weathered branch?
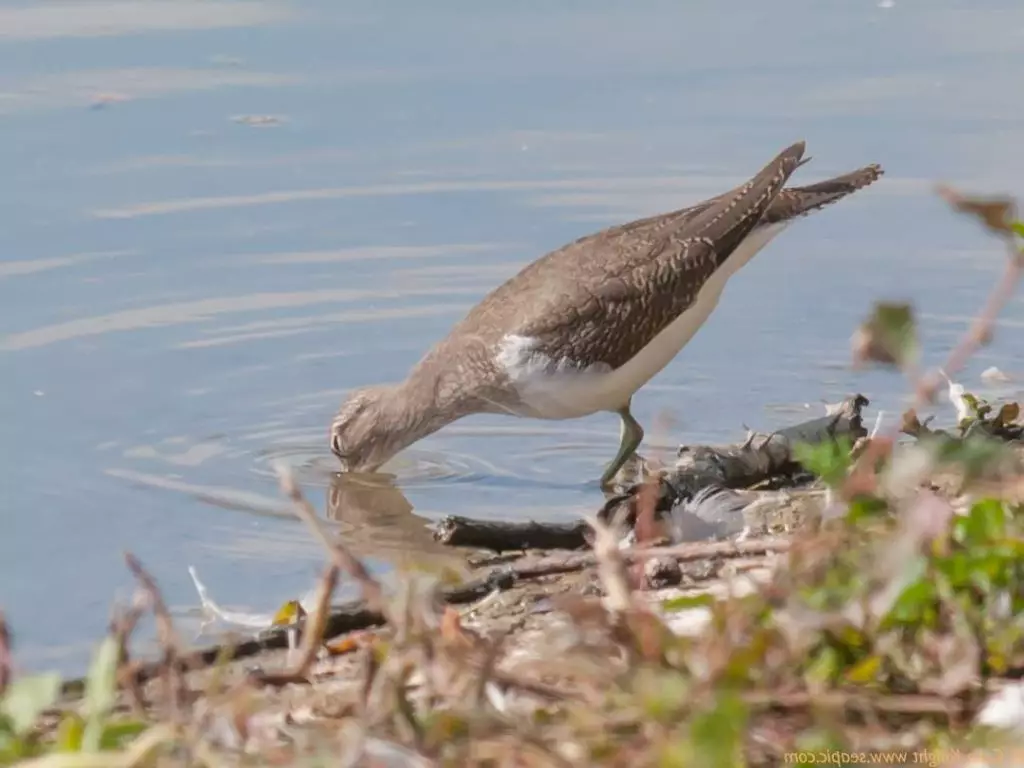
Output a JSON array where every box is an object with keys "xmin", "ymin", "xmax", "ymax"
[
  {"xmin": 429, "ymin": 395, "xmax": 869, "ymax": 553},
  {"xmin": 666, "ymin": 393, "xmax": 868, "ymax": 496},
  {"xmin": 599, "ymin": 393, "xmax": 869, "ymax": 527},
  {"xmin": 433, "ymin": 516, "xmax": 590, "ymax": 552}
]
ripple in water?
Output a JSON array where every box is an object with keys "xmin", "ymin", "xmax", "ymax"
[{"xmin": 248, "ymin": 428, "xmax": 518, "ymax": 491}]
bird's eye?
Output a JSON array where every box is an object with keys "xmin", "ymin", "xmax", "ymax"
[{"xmin": 330, "ymin": 430, "xmax": 347, "ymax": 460}]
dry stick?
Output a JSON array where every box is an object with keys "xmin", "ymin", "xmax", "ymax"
[
  {"xmin": 915, "ymin": 254, "xmax": 1022, "ymax": 412},
  {"xmin": 123, "ymin": 552, "xmax": 188, "ymax": 720},
  {"xmin": 249, "ymin": 564, "xmax": 339, "ymax": 688},
  {"xmin": 434, "ymin": 517, "xmax": 591, "ymax": 552},
  {"xmin": 109, "ymin": 593, "xmax": 148, "ymax": 715},
  {"xmin": 744, "ymin": 689, "xmax": 964, "ymax": 719},
  {"xmin": 0, "ymin": 611, "xmax": 10, "ymax": 695},
  {"xmin": 461, "ymin": 537, "xmax": 792, "ymax": 588},
  {"xmin": 585, "ymin": 515, "xmax": 636, "ymax": 613},
  {"xmin": 930, "ymin": 187, "xmax": 1022, "ymax": 393}
]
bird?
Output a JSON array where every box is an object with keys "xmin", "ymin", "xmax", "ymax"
[{"xmin": 329, "ymin": 141, "xmax": 883, "ymax": 488}]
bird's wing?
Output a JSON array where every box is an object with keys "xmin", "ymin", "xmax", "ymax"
[{"xmin": 510, "ymin": 141, "xmax": 808, "ymax": 371}]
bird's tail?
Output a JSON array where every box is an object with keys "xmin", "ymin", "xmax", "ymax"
[
  {"xmin": 685, "ymin": 140, "xmax": 809, "ymax": 260},
  {"xmin": 761, "ymin": 162, "xmax": 884, "ymax": 225}
]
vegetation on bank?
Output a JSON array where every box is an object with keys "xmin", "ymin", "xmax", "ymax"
[{"xmin": 2, "ymin": 191, "xmax": 1024, "ymax": 767}]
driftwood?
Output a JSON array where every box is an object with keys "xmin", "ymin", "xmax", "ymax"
[
  {"xmin": 429, "ymin": 395, "xmax": 869, "ymax": 552},
  {"xmin": 598, "ymin": 394, "xmax": 869, "ymax": 528},
  {"xmin": 662, "ymin": 393, "xmax": 868, "ymax": 496},
  {"xmin": 433, "ymin": 516, "xmax": 591, "ymax": 552}
]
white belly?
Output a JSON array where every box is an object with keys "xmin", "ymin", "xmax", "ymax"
[{"xmin": 496, "ymin": 223, "xmax": 789, "ymax": 420}]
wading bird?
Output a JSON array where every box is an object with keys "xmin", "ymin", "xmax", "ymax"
[{"xmin": 329, "ymin": 141, "xmax": 883, "ymax": 488}]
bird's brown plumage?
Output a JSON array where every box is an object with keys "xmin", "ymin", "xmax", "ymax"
[
  {"xmin": 329, "ymin": 141, "xmax": 884, "ymax": 475},
  {"xmin": 402, "ymin": 142, "xmax": 881, "ymax": 408}
]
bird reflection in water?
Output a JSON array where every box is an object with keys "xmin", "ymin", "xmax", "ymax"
[{"xmin": 324, "ymin": 470, "xmax": 466, "ymax": 574}]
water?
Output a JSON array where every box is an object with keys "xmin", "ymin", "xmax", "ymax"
[{"xmin": 2, "ymin": 0, "xmax": 1024, "ymax": 674}]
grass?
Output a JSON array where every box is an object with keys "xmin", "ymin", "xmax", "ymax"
[{"xmin": 2, "ymin": 189, "xmax": 1024, "ymax": 767}]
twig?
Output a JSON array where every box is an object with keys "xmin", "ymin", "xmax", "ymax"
[
  {"xmin": 109, "ymin": 593, "xmax": 148, "ymax": 715},
  {"xmin": 249, "ymin": 564, "xmax": 339, "ymax": 687},
  {"xmin": 745, "ymin": 689, "xmax": 967, "ymax": 719},
  {"xmin": 123, "ymin": 552, "xmax": 187, "ymax": 720},
  {"xmin": 585, "ymin": 515, "xmax": 635, "ymax": 612},
  {"xmin": 456, "ymin": 538, "xmax": 792, "ymax": 589},
  {"xmin": 0, "ymin": 611, "xmax": 10, "ymax": 695},
  {"xmin": 916, "ymin": 255, "xmax": 1022, "ymax": 409},
  {"xmin": 275, "ymin": 464, "xmax": 385, "ymax": 613}
]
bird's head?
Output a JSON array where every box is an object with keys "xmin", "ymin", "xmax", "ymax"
[{"xmin": 329, "ymin": 384, "xmax": 410, "ymax": 474}]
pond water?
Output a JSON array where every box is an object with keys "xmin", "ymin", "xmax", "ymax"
[{"xmin": 3, "ymin": 0, "xmax": 1024, "ymax": 674}]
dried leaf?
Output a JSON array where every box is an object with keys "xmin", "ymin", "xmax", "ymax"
[
  {"xmin": 852, "ymin": 302, "xmax": 918, "ymax": 368},
  {"xmin": 440, "ymin": 607, "xmax": 480, "ymax": 651},
  {"xmin": 937, "ymin": 185, "xmax": 1016, "ymax": 235},
  {"xmin": 995, "ymin": 402, "xmax": 1020, "ymax": 427},
  {"xmin": 900, "ymin": 408, "xmax": 923, "ymax": 437},
  {"xmin": 324, "ymin": 633, "xmax": 376, "ymax": 656}
]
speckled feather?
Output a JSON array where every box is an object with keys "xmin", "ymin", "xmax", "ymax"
[{"xmin": 399, "ymin": 142, "xmax": 883, "ymax": 417}]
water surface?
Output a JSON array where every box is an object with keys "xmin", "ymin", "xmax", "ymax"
[{"xmin": 3, "ymin": 0, "xmax": 1024, "ymax": 673}]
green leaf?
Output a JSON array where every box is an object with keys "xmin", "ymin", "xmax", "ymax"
[
  {"xmin": 886, "ymin": 578, "xmax": 938, "ymax": 626},
  {"xmin": 688, "ymin": 691, "xmax": 748, "ymax": 768},
  {"xmin": 1011, "ymin": 220, "xmax": 1024, "ymax": 239},
  {"xmin": 937, "ymin": 551, "xmax": 973, "ymax": 588},
  {"xmin": 845, "ymin": 654, "xmax": 882, "ymax": 684},
  {"xmin": 56, "ymin": 712, "xmax": 84, "ymax": 752},
  {"xmin": 960, "ymin": 392, "xmax": 987, "ymax": 418},
  {"xmin": 846, "ymin": 496, "xmax": 889, "ymax": 524},
  {"xmin": 805, "ymin": 645, "xmax": 841, "ymax": 686},
  {"xmin": 271, "ymin": 599, "xmax": 306, "ymax": 627},
  {"xmin": 636, "ymin": 670, "xmax": 690, "ymax": 723},
  {"xmin": 99, "ymin": 721, "xmax": 148, "ymax": 750},
  {"xmin": 792, "ymin": 436, "xmax": 853, "ymax": 487},
  {"xmin": 939, "ymin": 435, "xmax": 1013, "ymax": 482},
  {"xmin": 955, "ymin": 498, "xmax": 1006, "ymax": 546},
  {"xmin": 81, "ymin": 636, "xmax": 119, "ymax": 752},
  {"xmin": 660, "ymin": 594, "xmax": 716, "ymax": 613},
  {"xmin": 0, "ymin": 672, "xmax": 62, "ymax": 737}
]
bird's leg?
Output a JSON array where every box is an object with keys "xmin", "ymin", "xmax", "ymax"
[{"xmin": 599, "ymin": 403, "xmax": 645, "ymax": 489}]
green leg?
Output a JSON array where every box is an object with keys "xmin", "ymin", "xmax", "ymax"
[{"xmin": 599, "ymin": 402, "xmax": 644, "ymax": 489}]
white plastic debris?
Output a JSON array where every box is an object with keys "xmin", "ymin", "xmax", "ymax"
[
  {"xmin": 982, "ymin": 366, "xmax": 1012, "ymax": 384},
  {"xmin": 187, "ymin": 565, "xmax": 318, "ymax": 651},
  {"xmin": 977, "ymin": 681, "xmax": 1024, "ymax": 731},
  {"xmin": 940, "ymin": 369, "xmax": 972, "ymax": 423}
]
